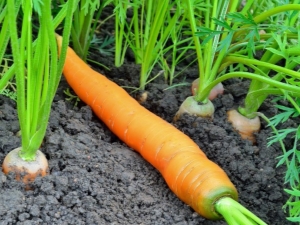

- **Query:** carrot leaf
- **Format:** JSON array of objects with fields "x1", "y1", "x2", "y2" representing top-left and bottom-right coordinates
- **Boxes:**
[{"x1": 7, "y1": 0, "x2": 76, "y2": 161}]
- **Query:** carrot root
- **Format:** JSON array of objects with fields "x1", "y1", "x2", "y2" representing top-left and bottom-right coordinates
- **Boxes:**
[
  {"x1": 57, "y1": 35, "x2": 240, "y2": 220},
  {"x1": 227, "y1": 109, "x2": 261, "y2": 144},
  {"x1": 2, "y1": 147, "x2": 48, "y2": 186},
  {"x1": 174, "y1": 96, "x2": 215, "y2": 121}
]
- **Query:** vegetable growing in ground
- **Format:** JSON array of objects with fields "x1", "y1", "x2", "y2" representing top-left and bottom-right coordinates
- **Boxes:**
[
  {"x1": 2, "y1": 0, "x2": 75, "y2": 185},
  {"x1": 176, "y1": 2, "x2": 300, "y2": 143},
  {"x1": 57, "y1": 35, "x2": 267, "y2": 225},
  {"x1": 225, "y1": 26, "x2": 300, "y2": 142},
  {"x1": 174, "y1": 0, "x2": 242, "y2": 120}
]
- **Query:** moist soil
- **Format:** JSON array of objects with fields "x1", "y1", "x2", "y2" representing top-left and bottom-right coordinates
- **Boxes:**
[{"x1": 0, "y1": 10, "x2": 298, "y2": 225}]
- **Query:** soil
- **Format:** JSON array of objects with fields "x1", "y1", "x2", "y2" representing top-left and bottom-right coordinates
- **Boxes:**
[
  {"x1": 0, "y1": 64, "x2": 296, "y2": 225},
  {"x1": 0, "y1": 7, "x2": 298, "y2": 225}
]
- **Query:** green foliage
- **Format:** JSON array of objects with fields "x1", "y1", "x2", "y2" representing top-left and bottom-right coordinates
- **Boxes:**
[
  {"x1": 285, "y1": 188, "x2": 300, "y2": 222},
  {"x1": 114, "y1": 0, "x2": 188, "y2": 90},
  {"x1": 215, "y1": 197, "x2": 267, "y2": 225},
  {"x1": 263, "y1": 96, "x2": 300, "y2": 221},
  {"x1": 90, "y1": 35, "x2": 115, "y2": 56},
  {"x1": 64, "y1": 88, "x2": 80, "y2": 107},
  {"x1": 6, "y1": 0, "x2": 76, "y2": 160},
  {"x1": 0, "y1": 89, "x2": 17, "y2": 101},
  {"x1": 63, "y1": 0, "x2": 113, "y2": 62}
]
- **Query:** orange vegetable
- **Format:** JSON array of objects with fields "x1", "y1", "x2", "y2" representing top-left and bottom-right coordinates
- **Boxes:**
[
  {"x1": 56, "y1": 35, "x2": 238, "y2": 220},
  {"x1": 227, "y1": 109, "x2": 261, "y2": 144},
  {"x1": 2, "y1": 147, "x2": 48, "y2": 187}
]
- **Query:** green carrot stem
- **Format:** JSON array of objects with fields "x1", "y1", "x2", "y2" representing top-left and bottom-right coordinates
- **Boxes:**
[
  {"x1": 201, "y1": 71, "x2": 300, "y2": 103},
  {"x1": 215, "y1": 197, "x2": 267, "y2": 225},
  {"x1": 224, "y1": 56, "x2": 300, "y2": 79},
  {"x1": 254, "y1": 4, "x2": 300, "y2": 24},
  {"x1": 233, "y1": 4, "x2": 300, "y2": 39},
  {"x1": 0, "y1": 65, "x2": 15, "y2": 91}
]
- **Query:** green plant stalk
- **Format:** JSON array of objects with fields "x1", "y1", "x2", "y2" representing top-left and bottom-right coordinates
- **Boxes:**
[
  {"x1": 203, "y1": 0, "x2": 223, "y2": 83},
  {"x1": 224, "y1": 55, "x2": 300, "y2": 79},
  {"x1": 7, "y1": 0, "x2": 26, "y2": 148},
  {"x1": 132, "y1": 0, "x2": 141, "y2": 64},
  {"x1": 71, "y1": 0, "x2": 87, "y2": 60},
  {"x1": 79, "y1": 1, "x2": 93, "y2": 57},
  {"x1": 239, "y1": 42, "x2": 282, "y2": 108},
  {"x1": 224, "y1": 46, "x2": 300, "y2": 117},
  {"x1": 158, "y1": 3, "x2": 194, "y2": 85},
  {"x1": 114, "y1": 0, "x2": 130, "y2": 67},
  {"x1": 139, "y1": 0, "x2": 179, "y2": 90},
  {"x1": 0, "y1": 0, "x2": 77, "y2": 95},
  {"x1": 139, "y1": 0, "x2": 167, "y2": 89},
  {"x1": 233, "y1": 4, "x2": 300, "y2": 40},
  {"x1": 199, "y1": 42, "x2": 300, "y2": 103},
  {"x1": 8, "y1": 0, "x2": 75, "y2": 161},
  {"x1": 31, "y1": 14, "x2": 48, "y2": 137},
  {"x1": 286, "y1": 0, "x2": 300, "y2": 26},
  {"x1": 0, "y1": 65, "x2": 15, "y2": 91},
  {"x1": 27, "y1": 1, "x2": 34, "y2": 142},
  {"x1": 257, "y1": 112, "x2": 291, "y2": 182},
  {"x1": 201, "y1": 71, "x2": 300, "y2": 106},
  {"x1": 0, "y1": 6, "x2": 11, "y2": 66},
  {"x1": 255, "y1": 4, "x2": 300, "y2": 24},
  {"x1": 205, "y1": 0, "x2": 232, "y2": 82},
  {"x1": 0, "y1": 4, "x2": 6, "y2": 23},
  {"x1": 215, "y1": 197, "x2": 267, "y2": 225},
  {"x1": 195, "y1": 2, "x2": 299, "y2": 108},
  {"x1": 71, "y1": 0, "x2": 108, "y2": 62},
  {"x1": 186, "y1": 0, "x2": 205, "y2": 97},
  {"x1": 192, "y1": 0, "x2": 241, "y2": 103}
]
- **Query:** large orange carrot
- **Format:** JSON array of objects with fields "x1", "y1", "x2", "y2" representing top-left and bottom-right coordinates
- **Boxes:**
[{"x1": 56, "y1": 36, "x2": 238, "y2": 220}]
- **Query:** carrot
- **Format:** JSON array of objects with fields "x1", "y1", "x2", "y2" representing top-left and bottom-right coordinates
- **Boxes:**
[
  {"x1": 2, "y1": 147, "x2": 48, "y2": 188},
  {"x1": 56, "y1": 35, "x2": 267, "y2": 224},
  {"x1": 227, "y1": 109, "x2": 261, "y2": 144}
]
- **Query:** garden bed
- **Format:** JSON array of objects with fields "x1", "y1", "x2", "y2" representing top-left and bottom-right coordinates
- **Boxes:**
[
  {"x1": 1, "y1": 2, "x2": 299, "y2": 223},
  {"x1": 0, "y1": 55, "x2": 295, "y2": 224}
]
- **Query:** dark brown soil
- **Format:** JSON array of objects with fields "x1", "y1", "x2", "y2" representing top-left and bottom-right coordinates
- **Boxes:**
[
  {"x1": 0, "y1": 6, "x2": 297, "y2": 224},
  {"x1": 0, "y1": 61, "x2": 296, "y2": 224}
]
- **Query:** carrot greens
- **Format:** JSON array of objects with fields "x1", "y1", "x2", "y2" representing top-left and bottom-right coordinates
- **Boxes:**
[
  {"x1": 113, "y1": 0, "x2": 131, "y2": 67},
  {"x1": 58, "y1": 0, "x2": 113, "y2": 62},
  {"x1": 258, "y1": 96, "x2": 300, "y2": 222},
  {"x1": 114, "y1": 0, "x2": 183, "y2": 90},
  {"x1": 215, "y1": 197, "x2": 267, "y2": 225},
  {"x1": 175, "y1": 1, "x2": 300, "y2": 123},
  {"x1": 6, "y1": 0, "x2": 75, "y2": 161},
  {"x1": 0, "y1": 3, "x2": 19, "y2": 95}
]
